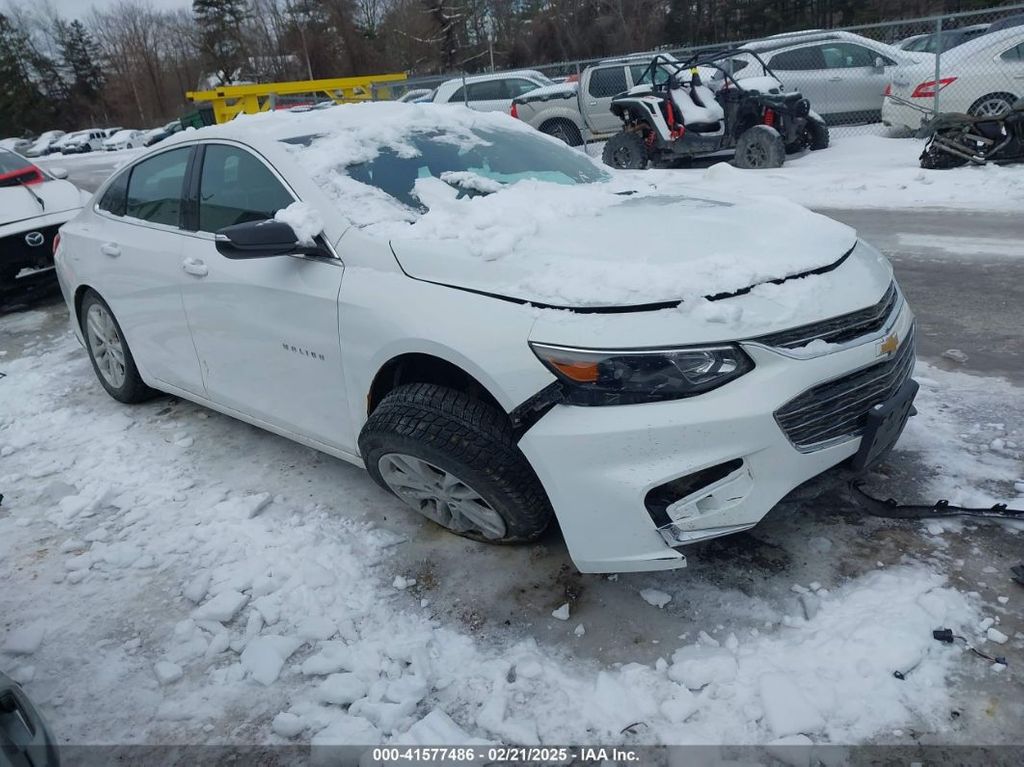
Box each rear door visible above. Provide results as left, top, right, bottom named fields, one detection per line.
left=768, top=45, right=829, bottom=109
left=82, top=146, right=205, bottom=394
left=463, top=79, right=511, bottom=112
left=584, top=66, right=630, bottom=134
left=177, top=142, right=353, bottom=451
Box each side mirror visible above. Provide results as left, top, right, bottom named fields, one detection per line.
left=48, top=167, right=68, bottom=180
left=214, top=220, right=328, bottom=260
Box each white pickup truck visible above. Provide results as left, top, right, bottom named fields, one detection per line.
left=511, top=58, right=672, bottom=145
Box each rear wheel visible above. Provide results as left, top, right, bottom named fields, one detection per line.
left=919, top=141, right=969, bottom=170
left=968, top=92, right=1016, bottom=118
left=602, top=130, right=649, bottom=170
left=80, top=289, right=156, bottom=403
left=540, top=119, right=583, bottom=147
left=359, top=383, right=553, bottom=544
left=734, top=125, right=786, bottom=169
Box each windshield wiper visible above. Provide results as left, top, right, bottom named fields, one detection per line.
left=16, top=175, right=46, bottom=210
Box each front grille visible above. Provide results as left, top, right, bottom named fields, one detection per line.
left=775, top=326, right=916, bottom=451
left=754, top=282, right=899, bottom=350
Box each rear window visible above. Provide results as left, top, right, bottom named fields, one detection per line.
left=588, top=67, right=628, bottom=97
left=770, top=46, right=825, bottom=70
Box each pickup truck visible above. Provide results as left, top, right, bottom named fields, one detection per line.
left=511, top=58, right=666, bottom=146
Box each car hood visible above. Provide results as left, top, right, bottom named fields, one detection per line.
left=1, top=180, right=85, bottom=226
left=388, top=183, right=858, bottom=309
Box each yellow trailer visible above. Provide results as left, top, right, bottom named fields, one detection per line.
left=185, top=73, right=408, bottom=124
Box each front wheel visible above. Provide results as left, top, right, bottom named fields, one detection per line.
left=80, top=290, right=156, bottom=403
left=602, top=130, right=649, bottom=170
left=734, top=125, right=786, bottom=169
left=359, top=384, right=553, bottom=544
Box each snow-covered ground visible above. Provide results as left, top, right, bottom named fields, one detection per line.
left=593, top=131, right=1024, bottom=213
left=1, top=307, right=1022, bottom=750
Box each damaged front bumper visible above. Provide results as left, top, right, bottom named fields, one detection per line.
left=518, top=300, right=916, bottom=573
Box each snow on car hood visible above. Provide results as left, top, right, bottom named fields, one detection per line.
left=388, top=180, right=857, bottom=308
left=1, top=179, right=85, bottom=226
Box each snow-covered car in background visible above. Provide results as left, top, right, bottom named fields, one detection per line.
left=398, top=88, right=435, bottom=103
left=54, top=104, right=917, bottom=573
left=432, top=71, right=553, bottom=112
left=1, top=148, right=87, bottom=286
left=722, top=31, right=932, bottom=123
left=883, top=26, right=1024, bottom=131
left=103, top=129, right=144, bottom=151
left=143, top=120, right=184, bottom=147
left=24, top=130, right=66, bottom=157
left=0, top=136, right=32, bottom=154
left=60, top=129, right=106, bottom=154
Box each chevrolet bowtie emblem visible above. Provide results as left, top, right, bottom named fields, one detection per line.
left=879, top=333, right=899, bottom=356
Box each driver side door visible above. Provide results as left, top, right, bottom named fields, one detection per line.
left=177, top=142, right=354, bottom=454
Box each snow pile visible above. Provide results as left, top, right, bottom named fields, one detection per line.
left=666, top=133, right=1024, bottom=213
left=0, top=328, right=1002, bottom=748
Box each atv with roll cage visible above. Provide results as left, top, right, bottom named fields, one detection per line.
left=602, top=51, right=830, bottom=170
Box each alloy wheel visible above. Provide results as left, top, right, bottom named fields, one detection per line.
left=85, top=303, right=127, bottom=389
left=378, top=453, right=507, bottom=539
left=972, top=97, right=1011, bottom=118
left=743, top=142, right=768, bottom=168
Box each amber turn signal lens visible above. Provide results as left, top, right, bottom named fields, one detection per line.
left=548, top=359, right=600, bottom=383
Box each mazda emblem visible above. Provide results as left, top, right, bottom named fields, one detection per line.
left=25, top=231, right=45, bottom=247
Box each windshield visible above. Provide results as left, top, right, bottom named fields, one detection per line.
left=339, top=127, right=609, bottom=210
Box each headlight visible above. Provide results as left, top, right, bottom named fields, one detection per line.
left=530, top=342, right=754, bottom=406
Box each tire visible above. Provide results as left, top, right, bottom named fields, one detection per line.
left=602, top=131, right=649, bottom=170
left=734, top=125, right=786, bottom=169
left=540, top=119, right=583, bottom=147
left=79, top=289, right=156, bottom=404
left=808, top=120, right=830, bottom=150
left=968, top=92, right=1016, bottom=119
left=359, top=383, right=553, bottom=544
left=919, top=143, right=969, bottom=170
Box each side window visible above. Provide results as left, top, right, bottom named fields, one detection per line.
left=98, top=170, right=129, bottom=217
left=588, top=67, right=628, bottom=97
left=505, top=79, right=541, bottom=98
left=465, top=80, right=505, bottom=101
left=629, top=64, right=648, bottom=85
left=770, top=46, right=826, bottom=70
left=198, top=144, right=293, bottom=233
left=125, top=147, right=190, bottom=227
left=1002, top=43, right=1024, bottom=61
left=821, top=43, right=882, bottom=68
left=447, top=86, right=465, bottom=103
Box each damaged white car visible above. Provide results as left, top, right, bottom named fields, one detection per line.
left=54, top=103, right=917, bottom=572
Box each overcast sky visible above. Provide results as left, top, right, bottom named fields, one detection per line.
left=9, top=0, right=191, bottom=19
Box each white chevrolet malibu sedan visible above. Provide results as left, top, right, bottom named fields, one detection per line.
left=54, top=103, right=917, bottom=572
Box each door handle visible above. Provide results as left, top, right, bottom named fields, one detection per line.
left=181, top=257, right=208, bottom=277
left=828, top=76, right=843, bottom=82
left=100, top=242, right=120, bottom=257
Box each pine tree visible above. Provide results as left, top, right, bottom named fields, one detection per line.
left=58, top=21, right=106, bottom=102
left=193, top=0, right=249, bottom=85
left=0, top=14, right=47, bottom=136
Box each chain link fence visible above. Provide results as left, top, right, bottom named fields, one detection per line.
left=372, top=3, right=1024, bottom=148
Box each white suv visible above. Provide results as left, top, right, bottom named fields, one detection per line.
left=54, top=104, right=917, bottom=573
left=433, top=71, right=553, bottom=112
